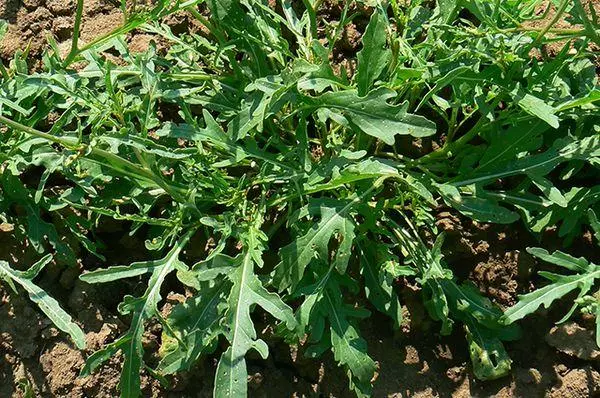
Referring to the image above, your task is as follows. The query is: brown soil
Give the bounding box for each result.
[522,0,600,57]
[2,213,599,397]
[0,0,201,68]
[2,2,600,398]
[0,0,112,60]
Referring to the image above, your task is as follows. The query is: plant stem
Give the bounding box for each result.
[416,96,502,164]
[528,0,570,50]
[445,105,459,145]
[0,115,79,148]
[329,1,351,53]
[504,26,586,35]
[573,0,600,46]
[416,115,486,164]
[63,0,84,67]
[302,0,319,38]
[0,60,9,80]
[0,115,188,202]
[268,173,393,208]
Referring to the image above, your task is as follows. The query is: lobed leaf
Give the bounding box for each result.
[358,240,403,328]
[310,88,437,145]
[214,225,296,397]
[80,233,193,398]
[503,248,600,324]
[273,199,357,292]
[0,256,86,349]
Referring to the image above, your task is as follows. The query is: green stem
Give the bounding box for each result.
[0,114,79,148]
[390,0,402,25]
[528,0,570,50]
[71,69,218,82]
[329,1,351,53]
[302,0,319,38]
[416,115,486,164]
[0,60,9,80]
[86,147,188,201]
[76,20,145,55]
[0,115,188,202]
[445,105,459,145]
[504,26,586,35]
[416,95,502,164]
[63,0,84,66]
[62,0,204,66]
[186,7,216,34]
[573,0,600,46]
[268,173,393,208]
[186,4,244,77]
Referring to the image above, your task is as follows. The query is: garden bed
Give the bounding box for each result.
[1,1,599,397]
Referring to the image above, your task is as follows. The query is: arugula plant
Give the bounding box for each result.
[0,255,86,349]
[0,0,598,396]
[503,209,600,348]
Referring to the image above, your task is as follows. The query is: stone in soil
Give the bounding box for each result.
[546,322,600,361]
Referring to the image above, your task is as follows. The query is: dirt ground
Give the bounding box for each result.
[0,0,202,68]
[1,1,600,397]
[2,216,600,397]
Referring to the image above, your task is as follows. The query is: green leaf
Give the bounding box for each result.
[304,158,399,192]
[98,135,193,159]
[297,271,376,397]
[416,65,476,111]
[356,12,391,95]
[326,289,376,397]
[454,135,600,187]
[156,110,291,170]
[158,280,227,374]
[449,195,519,224]
[464,320,512,381]
[1,171,76,264]
[214,224,296,398]
[503,248,600,324]
[475,120,546,175]
[80,233,193,398]
[589,209,600,243]
[527,248,591,273]
[80,259,172,283]
[390,226,516,380]
[442,280,505,330]
[440,280,517,381]
[434,0,460,23]
[0,19,7,40]
[503,272,600,323]
[358,241,402,328]
[156,111,241,156]
[529,174,568,208]
[596,306,600,348]
[555,88,600,111]
[207,0,246,24]
[437,184,519,224]
[273,199,357,292]
[514,90,559,128]
[515,186,600,241]
[0,255,86,349]
[228,76,291,140]
[424,281,453,334]
[3,3,600,396]
[311,88,437,145]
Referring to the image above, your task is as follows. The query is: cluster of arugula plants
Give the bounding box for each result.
[0,0,599,396]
